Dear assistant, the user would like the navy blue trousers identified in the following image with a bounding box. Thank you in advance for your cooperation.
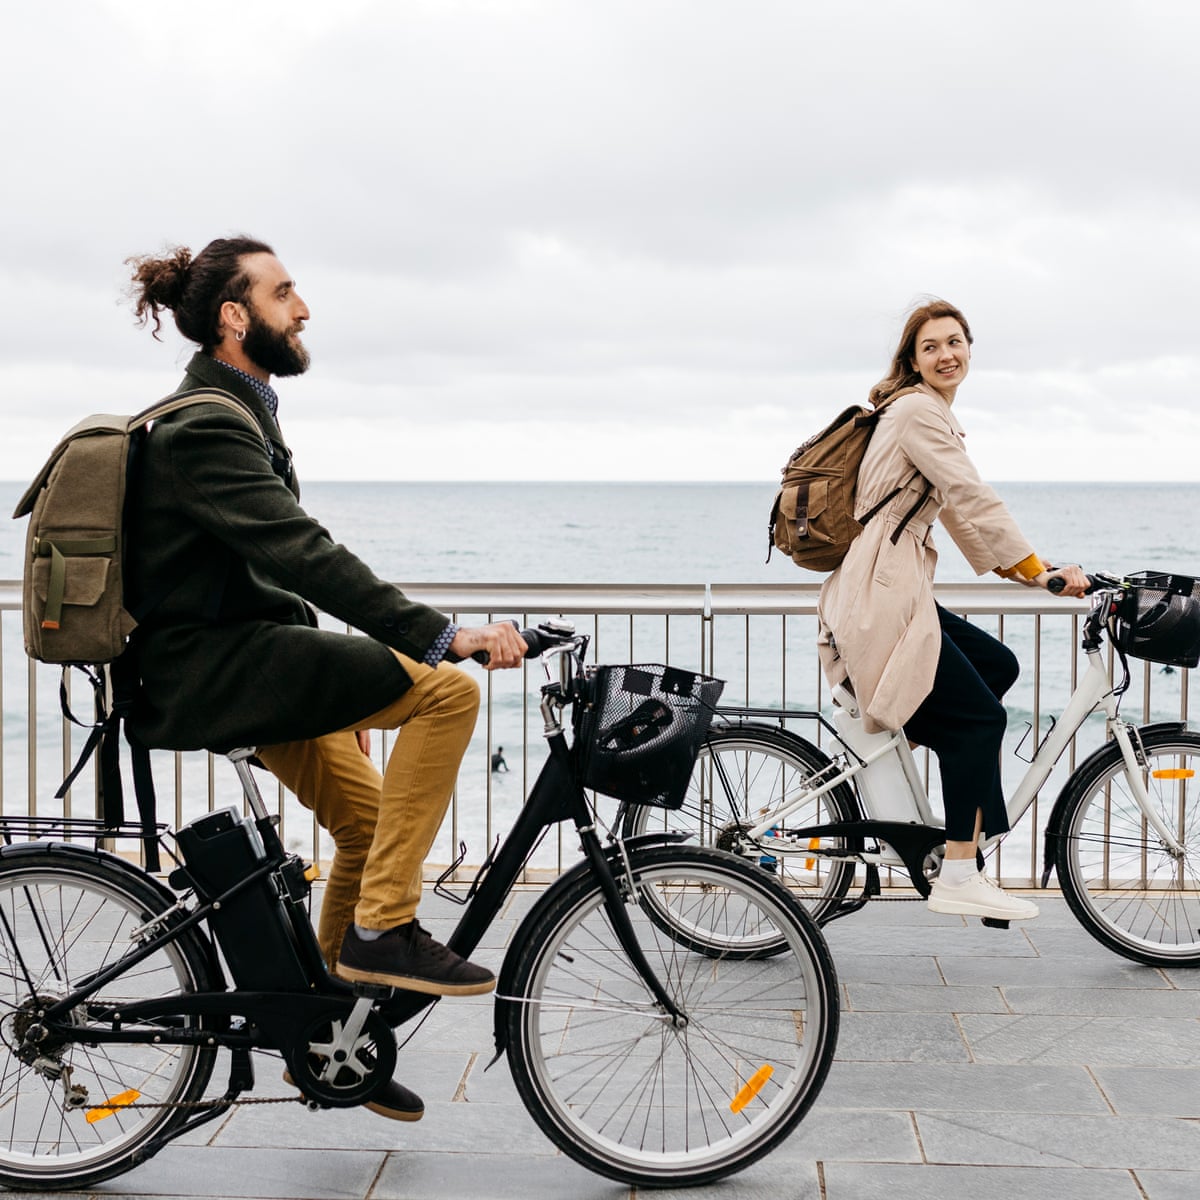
[902,605,1019,841]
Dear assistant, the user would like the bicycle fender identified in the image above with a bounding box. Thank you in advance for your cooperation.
[490,832,691,1061]
[1040,721,1189,881]
[0,837,226,986]
[0,836,175,896]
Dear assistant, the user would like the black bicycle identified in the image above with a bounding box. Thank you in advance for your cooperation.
[0,623,838,1190]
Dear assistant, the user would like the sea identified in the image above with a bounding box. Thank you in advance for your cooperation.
[2,480,1198,874]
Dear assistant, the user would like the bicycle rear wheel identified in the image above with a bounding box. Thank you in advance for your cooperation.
[504,845,839,1187]
[622,724,860,923]
[0,846,219,1191]
[1056,729,1200,966]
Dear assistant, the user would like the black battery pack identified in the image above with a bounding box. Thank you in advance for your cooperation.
[175,808,310,992]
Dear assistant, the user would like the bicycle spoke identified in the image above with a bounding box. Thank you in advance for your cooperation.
[506,846,837,1186]
[0,854,218,1190]
[623,728,859,924]
[1060,732,1200,964]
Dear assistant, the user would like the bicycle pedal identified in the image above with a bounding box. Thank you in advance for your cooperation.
[980,917,1010,930]
[350,981,395,1000]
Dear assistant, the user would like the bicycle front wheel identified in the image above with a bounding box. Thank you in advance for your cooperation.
[504,845,839,1187]
[0,846,219,1191]
[1056,729,1200,966]
[622,724,860,923]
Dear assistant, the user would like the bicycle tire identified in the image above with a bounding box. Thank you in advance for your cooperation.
[503,844,839,1187]
[1056,728,1200,966]
[622,724,860,924]
[0,846,220,1191]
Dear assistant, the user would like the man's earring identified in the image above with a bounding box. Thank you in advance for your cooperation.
[235,329,246,342]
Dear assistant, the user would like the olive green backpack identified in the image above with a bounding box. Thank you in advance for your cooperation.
[12,389,264,865]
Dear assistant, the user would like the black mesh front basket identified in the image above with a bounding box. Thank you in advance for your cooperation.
[576,664,725,809]
[1111,571,1200,668]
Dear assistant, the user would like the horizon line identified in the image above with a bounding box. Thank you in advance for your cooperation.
[0,477,1193,487]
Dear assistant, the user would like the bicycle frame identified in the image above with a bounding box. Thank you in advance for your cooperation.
[24,633,690,1060]
[736,596,1187,867]
[988,644,1182,855]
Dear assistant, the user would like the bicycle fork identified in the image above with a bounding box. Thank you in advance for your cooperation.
[1008,649,1187,861]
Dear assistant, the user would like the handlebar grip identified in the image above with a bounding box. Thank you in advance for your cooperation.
[1047,572,1101,596]
[470,623,545,666]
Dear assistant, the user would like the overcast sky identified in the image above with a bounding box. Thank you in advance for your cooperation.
[3,0,1199,482]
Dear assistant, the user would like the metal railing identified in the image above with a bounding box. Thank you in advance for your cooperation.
[1,580,1192,885]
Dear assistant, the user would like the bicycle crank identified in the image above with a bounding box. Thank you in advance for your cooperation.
[284,1006,397,1108]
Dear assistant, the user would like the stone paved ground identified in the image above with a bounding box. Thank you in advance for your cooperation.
[16,889,1199,1200]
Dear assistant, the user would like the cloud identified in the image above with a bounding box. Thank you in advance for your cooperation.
[2,0,1199,480]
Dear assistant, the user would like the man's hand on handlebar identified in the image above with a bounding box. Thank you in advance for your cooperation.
[451,622,529,670]
[1035,564,1090,598]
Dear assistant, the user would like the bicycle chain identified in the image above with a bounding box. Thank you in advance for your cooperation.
[81,1094,307,1114]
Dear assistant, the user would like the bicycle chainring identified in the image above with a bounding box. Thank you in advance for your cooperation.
[285,1009,397,1108]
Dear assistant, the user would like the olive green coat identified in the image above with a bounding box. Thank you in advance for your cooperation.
[127,353,451,752]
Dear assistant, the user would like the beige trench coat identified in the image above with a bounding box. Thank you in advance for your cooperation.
[817,383,1038,733]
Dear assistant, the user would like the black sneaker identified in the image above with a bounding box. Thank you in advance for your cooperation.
[282,1070,424,1122]
[336,921,496,997]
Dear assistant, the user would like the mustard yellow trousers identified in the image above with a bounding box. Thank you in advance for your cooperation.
[256,653,479,964]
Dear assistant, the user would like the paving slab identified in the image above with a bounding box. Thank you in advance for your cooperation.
[11,884,1199,1200]
[822,1162,1144,1200]
[960,1012,1200,1066]
[915,1110,1200,1170]
[835,1011,971,1063]
[371,1150,625,1200]
[1091,1066,1200,1117]
[1134,1169,1200,1200]
[816,1061,1111,1115]
[844,981,1006,1013]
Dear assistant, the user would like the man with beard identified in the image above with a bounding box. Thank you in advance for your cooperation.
[124,235,528,1123]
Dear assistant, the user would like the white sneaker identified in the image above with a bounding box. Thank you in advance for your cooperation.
[927,872,1039,921]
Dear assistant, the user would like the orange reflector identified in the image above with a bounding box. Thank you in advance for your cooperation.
[86,1089,140,1124]
[40,620,60,631]
[805,837,820,871]
[730,1064,774,1113]
[1152,769,1196,780]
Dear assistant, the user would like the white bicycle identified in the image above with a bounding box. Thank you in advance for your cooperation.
[624,569,1200,966]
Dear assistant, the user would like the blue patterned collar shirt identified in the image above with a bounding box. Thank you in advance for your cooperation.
[212,358,280,421]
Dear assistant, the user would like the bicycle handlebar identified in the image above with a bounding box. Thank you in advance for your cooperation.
[470,622,581,665]
[1048,574,1088,596]
[1047,571,1123,596]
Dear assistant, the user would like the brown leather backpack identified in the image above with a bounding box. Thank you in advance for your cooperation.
[767,388,930,572]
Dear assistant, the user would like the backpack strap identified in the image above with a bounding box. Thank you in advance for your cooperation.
[858,480,907,527]
[859,386,935,544]
[858,468,935,544]
[54,660,161,872]
[887,481,935,545]
[133,387,267,444]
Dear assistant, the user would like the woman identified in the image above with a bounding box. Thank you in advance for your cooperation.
[817,300,1089,921]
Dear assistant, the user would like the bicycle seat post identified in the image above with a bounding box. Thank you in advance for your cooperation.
[226,748,283,855]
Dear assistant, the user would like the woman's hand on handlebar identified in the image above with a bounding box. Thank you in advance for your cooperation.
[1036,564,1090,598]
[451,622,529,670]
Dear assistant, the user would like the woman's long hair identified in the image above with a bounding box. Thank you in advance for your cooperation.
[869,299,973,407]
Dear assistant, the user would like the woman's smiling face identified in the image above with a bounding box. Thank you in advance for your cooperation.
[912,316,971,396]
